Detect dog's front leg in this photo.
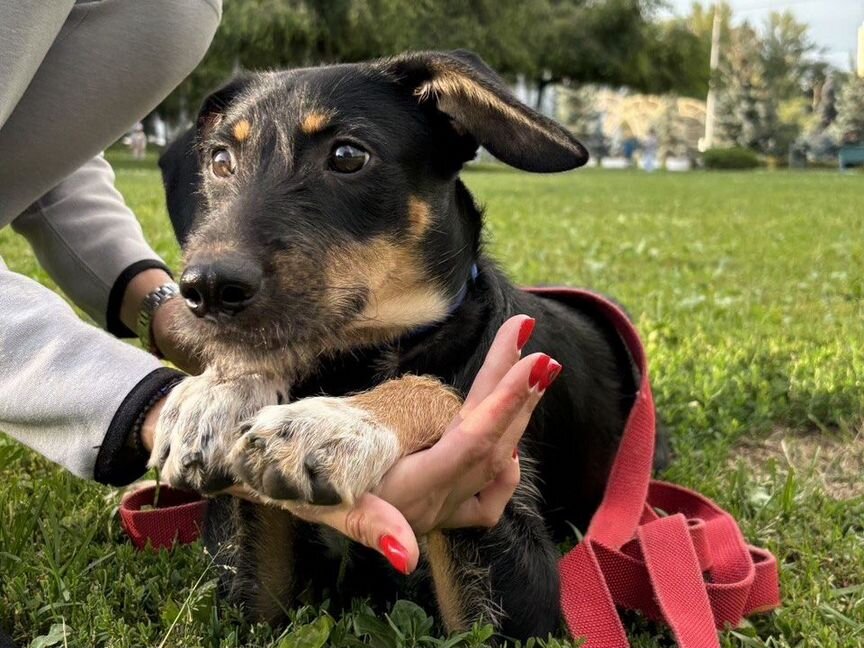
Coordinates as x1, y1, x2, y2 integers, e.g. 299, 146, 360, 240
149, 369, 286, 492
229, 375, 463, 506
426, 474, 561, 640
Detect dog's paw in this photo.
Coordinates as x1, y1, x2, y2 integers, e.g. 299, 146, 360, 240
149, 370, 284, 493
230, 397, 401, 506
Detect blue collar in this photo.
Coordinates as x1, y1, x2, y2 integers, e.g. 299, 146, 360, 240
398, 263, 479, 346
446, 263, 479, 317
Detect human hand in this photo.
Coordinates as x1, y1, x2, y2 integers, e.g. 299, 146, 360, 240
219, 315, 558, 574
151, 295, 203, 375
374, 316, 560, 534
120, 267, 203, 374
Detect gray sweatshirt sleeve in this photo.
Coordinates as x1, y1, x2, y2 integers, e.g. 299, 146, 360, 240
11, 154, 173, 336
0, 255, 183, 484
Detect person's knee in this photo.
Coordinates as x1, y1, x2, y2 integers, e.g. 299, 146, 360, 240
122, 0, 222, 84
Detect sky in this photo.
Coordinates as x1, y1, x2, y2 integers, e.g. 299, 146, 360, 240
664, 0, 864, 71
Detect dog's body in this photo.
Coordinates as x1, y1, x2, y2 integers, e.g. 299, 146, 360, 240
155, 51, 664, 640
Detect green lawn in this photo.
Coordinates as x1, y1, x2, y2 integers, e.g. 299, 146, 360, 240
1, 152, 862, 647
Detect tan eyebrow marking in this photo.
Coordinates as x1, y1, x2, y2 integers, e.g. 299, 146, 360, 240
300, 112, 329, 134
233, 119, 252, 142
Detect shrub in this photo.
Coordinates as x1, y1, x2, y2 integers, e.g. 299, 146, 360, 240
703, 147, 760, 170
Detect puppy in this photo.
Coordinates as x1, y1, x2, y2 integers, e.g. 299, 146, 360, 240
154, 50, 665, 640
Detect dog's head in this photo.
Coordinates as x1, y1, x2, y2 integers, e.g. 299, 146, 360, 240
159, 51, 587, 373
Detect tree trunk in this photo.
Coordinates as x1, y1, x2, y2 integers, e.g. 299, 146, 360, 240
535, 79, 550, 112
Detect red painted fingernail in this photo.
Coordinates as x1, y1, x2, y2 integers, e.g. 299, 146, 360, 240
512, 446, 519, 459
528, 354, 551, 389
540, 360, 563, 391
517, 318, 536, 351
378, 535, 410, 575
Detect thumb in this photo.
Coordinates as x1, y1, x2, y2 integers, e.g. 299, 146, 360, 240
292, 493, 421, 575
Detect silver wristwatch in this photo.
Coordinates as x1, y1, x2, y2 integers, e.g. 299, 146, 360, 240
136, 282, 180, 357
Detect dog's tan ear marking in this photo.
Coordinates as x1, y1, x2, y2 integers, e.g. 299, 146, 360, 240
233, 119, 252, 142
384, 50, 588, 173
300, 112, 329, 134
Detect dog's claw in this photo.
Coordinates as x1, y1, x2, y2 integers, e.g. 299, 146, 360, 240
201, 470, 236, 494
233, 452, 259, 489
262, 465, 303, 501
181, 450, 204, 469
309, 473, 342, 505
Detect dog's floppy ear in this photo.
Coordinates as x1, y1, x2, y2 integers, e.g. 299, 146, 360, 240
158, 127, 200, 247
194, 75, 252, 136
383, 50, 588, 173
158, 77, 252, 247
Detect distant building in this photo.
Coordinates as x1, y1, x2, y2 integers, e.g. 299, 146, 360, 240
557, 86, 706, 161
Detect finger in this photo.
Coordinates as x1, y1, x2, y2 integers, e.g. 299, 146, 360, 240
439, 352, 559, 502
459, 315, 535, 417
219, 485, 421, 573
494, 361, 550, 458
284, 494, 420, 575
447, 351, 550, 455
441, 454, 521, 529
395, 352, 552, 497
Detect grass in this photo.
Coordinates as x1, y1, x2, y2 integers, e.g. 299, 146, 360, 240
1, 149, 862, 647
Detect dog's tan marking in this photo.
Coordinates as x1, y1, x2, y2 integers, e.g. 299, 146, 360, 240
350, 375, 461, 453
324, 236, 449, 342
428, 531, 469, 631
251, 507, 296, 623
233, 119, 252, 142
407, 196, 432, 238
415, 65, 576, 152
300, 112, 329, 134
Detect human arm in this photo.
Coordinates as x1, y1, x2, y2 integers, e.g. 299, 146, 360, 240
0, 255, 183, 484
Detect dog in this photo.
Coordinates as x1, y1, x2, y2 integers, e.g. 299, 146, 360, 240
154, 50, 666, 640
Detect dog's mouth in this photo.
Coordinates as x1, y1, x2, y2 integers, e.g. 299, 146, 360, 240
170, 284, 372, 364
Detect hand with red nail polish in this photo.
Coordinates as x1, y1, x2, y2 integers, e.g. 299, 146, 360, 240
250, 315, 555, 575
374, 315, 557, 533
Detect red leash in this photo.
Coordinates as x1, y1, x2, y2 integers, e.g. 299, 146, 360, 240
528, 288, 781, 648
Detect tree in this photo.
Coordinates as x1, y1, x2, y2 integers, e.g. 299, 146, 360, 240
715, 24, 778, 154
760, 10, 816, 101
157, 0, 713, 126
713, 9, 820, 156
528, 0, 708, 109
834, 75, 864, 144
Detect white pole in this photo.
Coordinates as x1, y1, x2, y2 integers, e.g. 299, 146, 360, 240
857, 19, 864, 78
703, 2, 724, 150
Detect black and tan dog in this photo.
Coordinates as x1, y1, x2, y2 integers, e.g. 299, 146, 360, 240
154, 50, 664, 640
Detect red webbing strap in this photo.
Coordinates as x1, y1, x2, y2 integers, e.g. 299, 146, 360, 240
526, 288, 780, 648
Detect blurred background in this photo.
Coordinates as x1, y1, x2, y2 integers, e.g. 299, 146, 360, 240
132, 0, 864, 171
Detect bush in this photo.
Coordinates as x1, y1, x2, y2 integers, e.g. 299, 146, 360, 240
703, 147, 760, 170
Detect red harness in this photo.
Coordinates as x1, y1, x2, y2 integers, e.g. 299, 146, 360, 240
529, 288, 780, 648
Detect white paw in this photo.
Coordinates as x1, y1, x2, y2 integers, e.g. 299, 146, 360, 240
149, 370, 284, 492
229, 397, 401, 506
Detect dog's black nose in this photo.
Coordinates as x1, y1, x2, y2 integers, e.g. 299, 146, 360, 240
179, 256, 262, 317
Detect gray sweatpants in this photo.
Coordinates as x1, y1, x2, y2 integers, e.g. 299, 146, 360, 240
0, 0, 221, 482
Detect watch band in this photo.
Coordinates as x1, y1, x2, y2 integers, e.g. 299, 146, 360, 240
136, 282, 181, 357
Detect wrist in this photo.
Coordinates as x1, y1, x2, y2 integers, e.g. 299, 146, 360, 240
140, 395, 168, 453
120, 268, 176, 333
94, 368, 184, 486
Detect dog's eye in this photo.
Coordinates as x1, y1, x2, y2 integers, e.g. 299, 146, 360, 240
211, 148, 236, 178
329, 144, 369, 174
